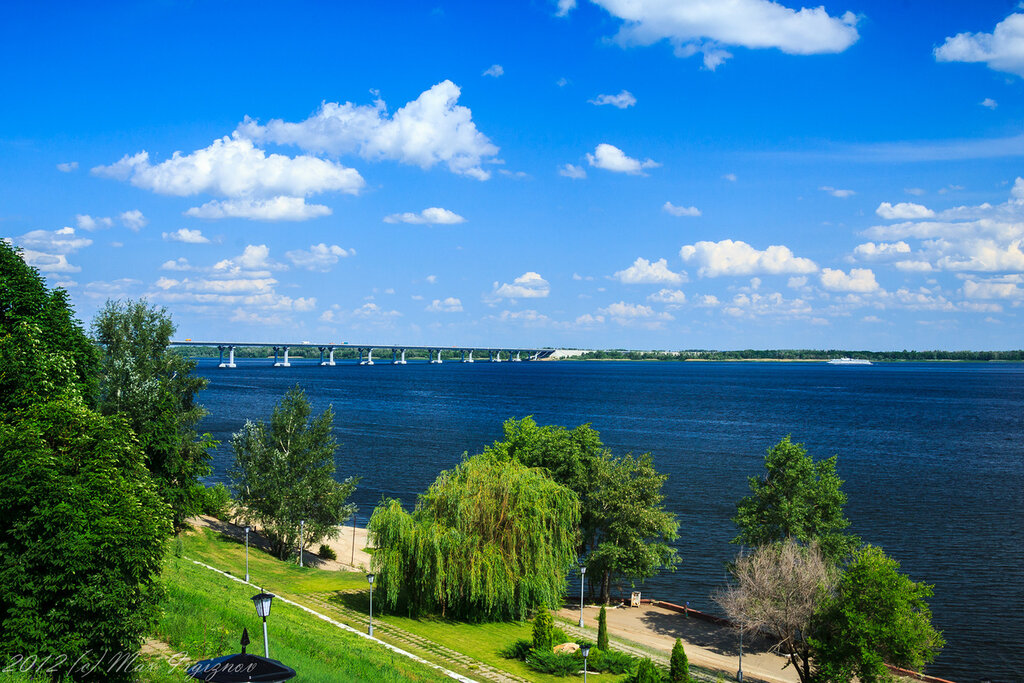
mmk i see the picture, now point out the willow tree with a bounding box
[369,453,580,621]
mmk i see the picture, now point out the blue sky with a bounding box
[4,0,1024,350]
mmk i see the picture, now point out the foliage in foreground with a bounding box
[92,299,214,530]
[230,385,358,559]
[733,435,859,561]
[0,244,171,682]
[485,417,679,604]
[811,546,945,682]
[369,452,580,620]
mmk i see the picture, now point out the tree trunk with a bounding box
[600,570,612,604]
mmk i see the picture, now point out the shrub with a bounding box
[526,649,581,677]
[633,657,663,683]
[533,610,555,651]
[551,626,570,645]
[598,605,609,650]
[500,638,533,660]
[199,482,232,519]
[319,543,337,560]
[588,647,636,674]
[670,638,690,682]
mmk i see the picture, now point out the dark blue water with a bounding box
[195,359,1024,681]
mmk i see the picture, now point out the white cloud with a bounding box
[820,267,880,293]
[351,302,401,320]
[161,257,192,271]
[285,244,353,271]
[662,201,701,217]
[574,313,605,325]
[695,294,720,306]
[18,251,80,273]
[680,239,817,277]
[425,275,438,284]
[426,297,464,312]
[555,0,576,17]
[787,276,808,288]
[56,162,78,172]
[935,13,1024,77]
[383,207,466,224]
[76,214,113,231]
[820,186,855,198]
[117,209,147,230]
[483,64,504,77]
[185,196,331,221]
[876,201,935,220]
[492,271,550,299]
[586,143,659,175]
[647,288,687,304]
[17,227,92,254]
[589,90,637,108]
[863,315,883,323]
[236,80,499,180]
[94,136,364,199]
[614,257,685,284]
[83,278,143,299]
[559,163,587,179]
[722,291,812,318]
[723,173,737,182]
[893,260,934,273]
[981,98,998,109]
[163,228,210,244]
[853,241,911,260]
[590,0,859,70]
[962,276,1024,300]
[598,300,673,326]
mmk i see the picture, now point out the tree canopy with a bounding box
[92,299,213,529]
[230,385,357,559]
[369,452,580,621]
[811,546,944,682]
[484,417,679,604]
[733,436,858,560]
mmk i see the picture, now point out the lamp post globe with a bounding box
[251,591,275,658]
[581,644,591,682]
[366,573,375,637]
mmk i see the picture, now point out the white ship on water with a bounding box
[827,357,872,365]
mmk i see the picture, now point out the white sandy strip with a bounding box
[187,558,477,683]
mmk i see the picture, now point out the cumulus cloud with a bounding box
[492,271,550,299]
[722,291,812,318]
[852,241,911,260]
[482,64,504,77]
[662,201,701,217]
[647,288,687,304]
[590,90,637,108]
[820,267,880,293]
[383,207,466,224]
[236,80,499,180]
[589,0,859,70]
[962,275,1024,300]
[94,136,363,201]
[559,163,587,179]
[614,257,685,284]
[876,201,935,220]
[586,143,659,175]
[119,209,147,230]
[597,300,673,326]
[17,227,92,254]
[426,297,464,312]
[723,173,737,182]
[163,228,210,244]
[56,162,78,172]
[285,244,353,271]
[555,0,576,17]
[820,186,855,198]
[680,239,817,277]
[186,197,332,221]
[161,257,192,271]
[981,98,998,109]
[935,13,1024,77]
[76,214,113,231]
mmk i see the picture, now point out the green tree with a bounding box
[0,242,98,410]
[811,546,944,682]
[485,417,679,604]
[230,385,358,559]
[597,605,609,650]
[634,657,662,683]
[532,610,555,651]
[92,299,213,529]
[368,453,580,621]
[669,639,690,683]
[733,436,858,560]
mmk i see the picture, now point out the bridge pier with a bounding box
[391,348,407,365]
[275,346,290,367]
[360,348,374,366]
[321,346,335,366]
[430,349,443,364]
[513,351,521,362]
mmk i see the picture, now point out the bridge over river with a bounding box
[170,341,557,368]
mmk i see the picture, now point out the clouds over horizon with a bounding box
[613,257,686,284]
[680,239,818,277]
[383,207,466,224]
[491,271,551,300]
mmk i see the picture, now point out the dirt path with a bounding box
[556,604,800,683]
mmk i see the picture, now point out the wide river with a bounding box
[195,359,1023,681]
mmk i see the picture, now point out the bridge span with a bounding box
[169,341,556,368]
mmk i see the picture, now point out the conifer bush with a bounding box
[598,604,609,650]
[633,657,663,683]
[670,638,690,682]
[533,610,555,650]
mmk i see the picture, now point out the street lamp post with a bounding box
[299,520,304,568]
[244,526,250,583]
[579,565,586,628]
[737,628,744,682]
[581,644,591,683]
[251,591,275,658]
[366,573,375,637]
